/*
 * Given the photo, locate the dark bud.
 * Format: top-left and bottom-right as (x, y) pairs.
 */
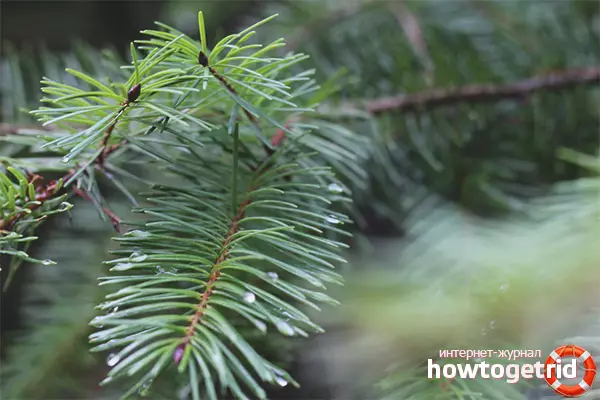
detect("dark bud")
(173, 344), (185, 364)
(127, 83), (141, 103)
(198, 51), (209, 67)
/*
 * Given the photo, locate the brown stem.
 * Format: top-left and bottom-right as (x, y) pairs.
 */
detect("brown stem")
(199, 52), (260, 126)
(364, 67), (600, 114)
(181, 198), (252, 345)
(177, 130), (286, 356)
(98, 83), (139, 166)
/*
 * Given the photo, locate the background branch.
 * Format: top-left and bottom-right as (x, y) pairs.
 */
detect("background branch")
(362, 66), (600, 114)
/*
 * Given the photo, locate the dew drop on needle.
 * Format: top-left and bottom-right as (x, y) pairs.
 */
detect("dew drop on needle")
(243, 292), (256, 304)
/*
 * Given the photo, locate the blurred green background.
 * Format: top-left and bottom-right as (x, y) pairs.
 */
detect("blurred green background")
(1, 1), (599, 399)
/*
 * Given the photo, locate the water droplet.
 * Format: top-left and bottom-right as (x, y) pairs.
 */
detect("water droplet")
(110, 306), (119, 314)
(489, 320), (495, 330)
(173, 344), (185, 364)
(243, 292), (256, 304)
(276, 320), (295, 336)
(499, 283), (509, 292)
(112, 262), (134, 271)
(126, 230), (150, 239)
(129, 252), (148, 262)
(325, 215), (341, 224)
(481, 328), (487, 336)
(275, 376), (288, 387)
(91, 316), (105, 327)
(58, 202), (72, 212)
(327, 183), (344, 194)
(281, 311), (294, 321)
(62, 156), (70, 163)
(156, 265), (177, 275)
(41, 259), (55, 265)
(138, 379), (153, 396)
(267, 272), (279, 280)
(107, 353), (120, 367)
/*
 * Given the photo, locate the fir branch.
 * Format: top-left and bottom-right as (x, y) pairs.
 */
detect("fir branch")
(363, 66), (600, 114)
(85, 13), (352, 399)
(0, 140), (125, 232)
(178, 126), (285, 358)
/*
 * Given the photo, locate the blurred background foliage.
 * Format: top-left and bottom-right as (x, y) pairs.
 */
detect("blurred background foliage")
(1, 1), (599, 399)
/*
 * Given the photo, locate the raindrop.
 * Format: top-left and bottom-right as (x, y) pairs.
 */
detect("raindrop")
(110, 306), (119, 314)
(267, 272), (279, 280)
(156, 265), (176, 275)
(481, 328), (487, 336)
(107, 353), (120, 367)
(126, 230), (150, 239)
(41, 259), (55, 265)
(130, 252), (148, 262)
(276, 320), (295, 336)
(327, 183), (344, 194)
(91, 316), (105, 327)
(138, 379), (153, 396)
(275, 376), (288, 387)
(58, 202), (72, 212)
(112, 262), (134, 271)
(62, 156), (70, 163)
(243, 292), (256, 304)
(489, 320), (495, 330)
(325, 215), (341, 225)
(499, 283), (509, 292)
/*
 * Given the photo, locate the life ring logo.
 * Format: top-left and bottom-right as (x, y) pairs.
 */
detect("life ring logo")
(544, 345), (597, 397)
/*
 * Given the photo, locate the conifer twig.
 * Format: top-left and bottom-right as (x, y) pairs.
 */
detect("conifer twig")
(363, 67), (600, 114)
(174, 128), (287, 363)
